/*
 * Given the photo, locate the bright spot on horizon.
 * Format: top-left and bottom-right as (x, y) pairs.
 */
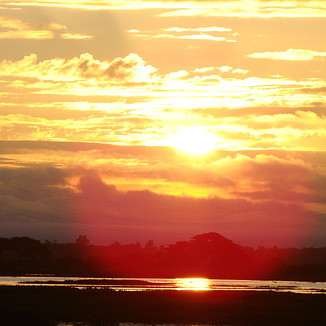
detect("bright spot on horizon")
(169, 126), (216, 155)
(176, 278), (211, 291)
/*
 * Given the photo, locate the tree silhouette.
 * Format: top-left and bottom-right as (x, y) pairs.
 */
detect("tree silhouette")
(75, 235), (90, 247)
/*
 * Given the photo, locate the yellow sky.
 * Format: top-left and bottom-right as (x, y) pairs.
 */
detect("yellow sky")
(0, 0), (325, 247)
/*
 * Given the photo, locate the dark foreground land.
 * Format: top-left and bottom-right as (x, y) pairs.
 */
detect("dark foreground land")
(0, 286), (325, 326)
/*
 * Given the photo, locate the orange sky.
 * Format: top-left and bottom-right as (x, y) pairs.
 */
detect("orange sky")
(0, 0), (325, 247)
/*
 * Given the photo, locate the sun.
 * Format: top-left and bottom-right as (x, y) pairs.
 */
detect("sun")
(169, 126), (216, 155)
(176, 278), (211, 291)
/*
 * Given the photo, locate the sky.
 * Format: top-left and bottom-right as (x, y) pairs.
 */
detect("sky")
(0, 0), (326, 248)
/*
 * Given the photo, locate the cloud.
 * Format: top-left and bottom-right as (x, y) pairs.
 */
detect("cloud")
(165, 26), (232, 32)
(0, 153), (324, 246)
(128, 25), (236, 42)
(0, 16), (92, 39)
(1, 2), (326, 249)
(0, 140), (324, 204)
(4, 1), (326, 18)
(0, 53), (158, 83)
(248, 49), (326, 61)
(1, 53), (325, 151)
(194, 66), (248, 75)
(225, 154), (318, 200)
(193, 67), (215, 73)
(176, 34), (228, 41)
(153, 34), (228, 42)
(300, 87), (326, 94)
(157, 1), (326, 18)
(102, 53), (157, 81)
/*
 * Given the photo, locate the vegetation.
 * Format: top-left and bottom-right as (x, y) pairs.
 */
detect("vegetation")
(0, 233), (325, 281)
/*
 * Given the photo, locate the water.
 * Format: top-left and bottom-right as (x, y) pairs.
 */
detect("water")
(0, 276), (325, 294)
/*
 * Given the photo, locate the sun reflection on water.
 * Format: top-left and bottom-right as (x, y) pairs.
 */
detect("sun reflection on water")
(175, 278), (211, 291)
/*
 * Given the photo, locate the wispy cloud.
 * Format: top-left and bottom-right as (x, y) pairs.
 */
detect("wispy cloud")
(154, 34), (229, 42)
(248, 49), (326, 61)
(0, 16), (92, 39)
(4, 1), (326, 18)
(157, 1), (326, 18)
(165, 27), (232, 33)
(128, 25), (236, 42)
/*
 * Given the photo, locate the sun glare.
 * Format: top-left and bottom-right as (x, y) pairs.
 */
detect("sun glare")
(176, 278), (211, 291)
(169, 126), (216, 155)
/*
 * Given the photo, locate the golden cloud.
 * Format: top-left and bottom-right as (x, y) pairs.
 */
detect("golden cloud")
(157, 1), (326, 18)
(5, 1), (326, 18)
(1, 52), (326, 152)
(0, 53), (158, 83)
(165, 26), (232, 32)
(0, 16), (92, 39)
(248, 49), (326, 61)
(129, 25), (236, 42)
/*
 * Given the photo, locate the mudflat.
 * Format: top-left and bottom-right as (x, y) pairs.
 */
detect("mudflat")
(0, 286), (325, 326)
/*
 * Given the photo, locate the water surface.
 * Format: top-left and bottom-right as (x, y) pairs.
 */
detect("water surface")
(1, 276), (325, 294)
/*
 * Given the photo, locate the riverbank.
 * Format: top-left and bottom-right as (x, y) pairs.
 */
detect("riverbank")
(0, 286), (325, 326)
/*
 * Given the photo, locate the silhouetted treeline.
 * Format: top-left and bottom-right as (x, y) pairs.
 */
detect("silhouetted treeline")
(0, 233), (325, 281)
